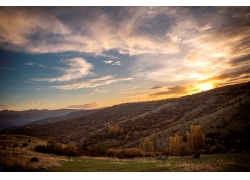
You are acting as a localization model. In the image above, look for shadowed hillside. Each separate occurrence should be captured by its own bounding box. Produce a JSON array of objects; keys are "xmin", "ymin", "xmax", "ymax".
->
[
  {"xmin": 11, "ymin": 81, "xmax": 250, "ymax": 154},
  {"xmin": 0, "ymin": 109, "xmax": 78, "ymax": 130},
  {"xmin": 26, "ymin": 109, "xmax": 100, "ymax": 126}
]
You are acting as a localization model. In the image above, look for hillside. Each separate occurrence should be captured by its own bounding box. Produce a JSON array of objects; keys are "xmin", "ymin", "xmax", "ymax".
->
[
  {"xmin": 11, "ymin": 81, "xmax": 250, "ymax": 153},
  {"xmin": 26, "ymin": 109, "xmax": 100, "ymax": 126},
  {"xmin": 0, "ymin": 109, "xmax": 78, "ymax": 130}
]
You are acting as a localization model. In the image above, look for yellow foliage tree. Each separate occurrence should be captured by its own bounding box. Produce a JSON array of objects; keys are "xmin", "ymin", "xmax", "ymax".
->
[
  {"xmin": 186, "ymin": 125, "xmax": 205, "ymax": 152},
  {"xmin": 106, "ymin": 123, "xmax": 124, "ymax": 136},
  {"xmin": 139, "ymin": 137, "xmax": 153, "ymax": 152},
  {"xmin": 169, "ymin": 134, "xmax": 183, "ymax": 156}
]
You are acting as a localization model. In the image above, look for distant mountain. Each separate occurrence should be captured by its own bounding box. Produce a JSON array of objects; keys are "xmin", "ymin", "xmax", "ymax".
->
[
  {"xmin": 0, "ymin": 109, "xmax": 78, "ymax": 130},
  {"xmin": 27, "ymin": 109, "xmax": 100, "ymax": 126},
  {"xmin": 12, "ymin": 81, "xmax": 250, "ymax": 152}
]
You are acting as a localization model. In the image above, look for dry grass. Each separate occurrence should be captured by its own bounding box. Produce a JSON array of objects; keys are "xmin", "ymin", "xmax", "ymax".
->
[
  {"xmin": 178, "ymin": 162, "xmax": 215, "ymax": 172},
  {"xmin": 0, "ymin": 134, "xmax": 67, "ymax": 171}
]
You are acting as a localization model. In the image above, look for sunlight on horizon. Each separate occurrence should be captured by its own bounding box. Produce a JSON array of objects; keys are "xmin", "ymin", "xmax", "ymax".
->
[{"xmin": 197, "ymin": 82, "xmax": 214, "ymax": 91}]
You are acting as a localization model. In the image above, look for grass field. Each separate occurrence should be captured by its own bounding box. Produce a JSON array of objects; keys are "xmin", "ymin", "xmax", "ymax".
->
[
  {"xmin": 1, "ymin": 134, "xmax": 250, "ymax": 172},
  {"xmin": 43, "ymin": 153, "xmax": 250, "ymax": 172}
]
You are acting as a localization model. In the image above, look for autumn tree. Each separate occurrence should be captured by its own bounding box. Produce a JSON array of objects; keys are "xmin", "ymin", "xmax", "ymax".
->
[
  {"xmin": 139, "ymin": 137, "xmax": 153, "ymax": 152},
  {"xmin": 169, "ymin": 134, "xmax": 183, "ymax": 156},
  {"xmin": 106, "ymin": 123, "xmax": 124, "ymax": 136},
  {"xmin": 186, "ymin": 125, "xmax": 205, "ymax": 152},
  {"xmin": 64, "ymin": 143, "xmax": 78, "ymax": 160}
]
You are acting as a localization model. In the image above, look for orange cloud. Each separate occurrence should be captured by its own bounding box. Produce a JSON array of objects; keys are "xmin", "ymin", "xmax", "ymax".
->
[
  {"xmin": 148, "ymin": 86, "xmax": 188, "ymax": 98},
  {"xmin": 68, "ymin": 102, "xmax": 99, "ymax": 109}
]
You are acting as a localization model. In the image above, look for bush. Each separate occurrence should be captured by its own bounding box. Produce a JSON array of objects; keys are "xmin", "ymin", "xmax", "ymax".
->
[
  {"xmin": 123, "ymin": 148, "xmax": 144, "ymax": 158},
  {"xmin": 30, "ymin": 157, "xmax": 39, "ymax": 162},
  {"xmin": 63, "ymin": 143, "xmax": 79, "ymax": 157},
  {"xmin": 54, "ymin": 144, "xmax": 64, "ymax": 155},
  {"xmin": 145, "ymin": 152, "xmax": 155, "ymax": 157},
  {"xmin": 35, "ymin": 145, "xmax": 48, "ymax": 153},
  {"xmin": 22, "ymin": 143, "xmax": 28, "ymax": 147}
]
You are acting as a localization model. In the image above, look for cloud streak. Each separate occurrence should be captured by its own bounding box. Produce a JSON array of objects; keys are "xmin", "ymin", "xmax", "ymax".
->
[
  {"xmin": 50, "ymin": 75, "xmax": 133, "ymax": 90},
  {"xmin": 68, "ymin": 102, "xmax": 99, "ymax": 109},
  {"xmin": 32, "ymin": 57, "xmax": 93, "ymax": 82}
]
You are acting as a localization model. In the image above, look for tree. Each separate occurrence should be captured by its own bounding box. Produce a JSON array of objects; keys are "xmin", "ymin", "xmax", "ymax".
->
[
  {"xmin": 47, "ymin": 138, "xmax": 57, "ymax": 153},
  {"xmin": 169, "ymin": 134, "xmax": 183, "ymax": 156},
  {"xmin": 152, "ymin": 134, "xmax": 158, "ymax": 152},
  {"xmin": 139, "ymin": 137, "xmax": 153, "ymax": 152},
  {"xmin": 64, "ymin": 143, "xmax": 78, "ymax": 160},
  {"xmin": 186, "ymin": 125, "xmax": 205, "ymax": 152}
]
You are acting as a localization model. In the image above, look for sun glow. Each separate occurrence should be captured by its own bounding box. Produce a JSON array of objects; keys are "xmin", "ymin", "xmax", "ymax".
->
[{"xmin": 197, "ymin": 82, "xmax": 213, "ymax": 91}]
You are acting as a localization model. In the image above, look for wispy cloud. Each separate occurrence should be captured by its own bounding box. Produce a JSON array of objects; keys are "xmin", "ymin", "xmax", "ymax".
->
[
  {"xmin": 68, "ymin": 102, "xmax": 99, "ymax": 109},
  {"xmin": 28, "ymin": 100, "xmax": 44, "ymax": 105},
  {"xmin": 32, "ymin": 57, "xmax": 93, "ymax": 82},
  {"xmin": 148, "ymin": 86, "xmax": 188, "ymax": 98},
  {"xmin": 0, "ymin": 104, "xmax": 17, "ymax": 110},
  {"xmin": 112, "ymin": 61, "xmax": 121, "ymax": 66},
  {"xmin": 0, "ymin": 67, "xmax": 16, "ymax": 70},
  {"xmin": 25, "ymin": 62, "xmax": 46, "ymax": 68},
  {"xmin": 50, "ymin": 75, "xmax": 133, "ymax": 90},
  {"xmin": 199, "ymin": 67, "xmax": 250, "ymax": 86},
  {"xmin": 196, "ymin": 23, "xmax": 212, "ymax": 32},
  {"xmin": 103, "ymin": 60, "xmax": 113, "ymax": 64},
  {"xmin": 25, "ymin": 62, "xmax": 35, "ymax": 66},
  {"xmin": 150, "ymin": 85, "xmax": 163, "ymax": 89},
  {"xmin": 85, "ymin": 92, "xmax": 95, "ymax": 95}
]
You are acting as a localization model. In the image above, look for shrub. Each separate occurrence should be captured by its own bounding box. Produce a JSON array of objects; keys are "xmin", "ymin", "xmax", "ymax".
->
[
  {"xmin": 22, "ymin": 143, "xmax": 28, "ymax": 147},
  {"xmin": 54, "ymin": 144, "xmax": 64, "ymax": 155},
  {"xmin": 47, "ymin": 138, "xmax": 57, "ymax": 153},
  {"xmin": 30, "ymin": 157, "xmax": 39, "ymax": 162},
  {"xmin": 123, "ymin": 148, "xmax": 144, "ymax": 158},
  {"xmin": 35, "ymin": 145, "xmax": 48, "ymax": 153},
  {"xmin": 63, "ymin": 143, "xmax": 79, "ymax": 157},
  {"xmin": 145, "ymin": 152, "xmax": 155, "ymax": 157}
]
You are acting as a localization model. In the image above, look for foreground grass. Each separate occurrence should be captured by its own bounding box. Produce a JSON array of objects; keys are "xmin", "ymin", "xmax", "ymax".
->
[
  {"xmin": 43, "ymin": 153, "xmax": 250, "ymax": 172},
  {"xmin": 1, "ymin": 134, "xmax": 250, "ymax": 172}
]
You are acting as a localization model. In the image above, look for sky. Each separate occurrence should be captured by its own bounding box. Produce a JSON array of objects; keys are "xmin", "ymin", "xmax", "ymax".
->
[{"xmin": 0, "ymin": 6, "xmax": 250, "ymax": 111}]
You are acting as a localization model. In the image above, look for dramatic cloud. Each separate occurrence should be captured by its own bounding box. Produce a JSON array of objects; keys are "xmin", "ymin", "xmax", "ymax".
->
[
  {"xmin": 32, "ymin": 57, "xmax": 93, "ymax": 82},
  {"xmin": 150, "ymin": 85, "xmax": 163, "ymax": 89},
  {"xmin": 230, "ymin": 54, "xmax": 250, "ymax": 66},
  {"xmin": 68, "ymin": 102, "xmax": 99, "ymax": 109},
  {"xmin": 199, "ymin": 67, "xmax": 250, "ymax": 84},
  {"xmin": 0, "ymin": 7, "xmax": 181, "ymax": 56},
  {"xmin": 1, "ymin": 7, "xmax": 250, "ymax": 111},
  {"xmin": 51, "ymin": 75, "xmax": 132, "ymax": 90}
]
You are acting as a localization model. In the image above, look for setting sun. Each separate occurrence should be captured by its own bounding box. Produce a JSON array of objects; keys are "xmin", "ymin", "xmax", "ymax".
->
[{"xmin": 197, "ymin": 82, "xmax": 213, "ymax": 91}]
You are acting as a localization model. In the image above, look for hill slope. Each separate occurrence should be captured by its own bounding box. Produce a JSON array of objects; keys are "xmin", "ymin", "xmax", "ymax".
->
[
  {"xmin": 27, "ymin": 109, "xmax": 100, "ymax": 126},
  {"xmin": 11, "ymin": 81, "xmax": 250, "ymax": 152},
  {"xmin": 0, "ymin": 109, "xmax": 78, "ymax": 130}
]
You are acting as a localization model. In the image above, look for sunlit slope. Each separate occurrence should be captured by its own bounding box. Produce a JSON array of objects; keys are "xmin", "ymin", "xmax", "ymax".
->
[{"xmin": 12, "ymin": 81, "xmax": 250, "ymax": 150}]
